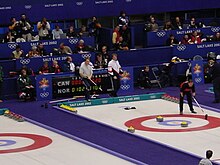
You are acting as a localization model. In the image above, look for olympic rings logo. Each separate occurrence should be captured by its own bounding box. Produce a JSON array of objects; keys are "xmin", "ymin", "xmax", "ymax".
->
[
  {"xmin": 20, "ymin": 59, "xmax": 31, "ymax": 65},
  {"xmin": 195, "ymin": 77, "xmax": 202, "ymax": 83},
  {"xmin": 120, "ymin": 84, "xmax": 130, "ymax": 90},
  {"xmin": 76, "ymin": 2, "xmax": 83, "ymax": 6},
  {"xmin": 211, "ymin": 27, "xmax": 220, "ymax": 33},
  {"xmin": 24, "ymin": 5, "xmax": 32, "ymax": 9},
  {"xmin": 156, "ymin": 31, "xmax": 166, "ymax": 37},
  {"xmin": 177, "ymin": 44, "xmax": 186, "ymax": 51},
  {"xmin": 8, "ymin": 43, "xmax": 17, "ymax": 49},
  {"xmin": 69, "ymin": 38, "xmax": 78, "ymax": 44},
  {"xmin": 81, "ymin": 53, "xmax": 91, "ymax": 59},
  {"xmin": 40, "ymin": 92, "xmax": 49, "ymax": 98}
]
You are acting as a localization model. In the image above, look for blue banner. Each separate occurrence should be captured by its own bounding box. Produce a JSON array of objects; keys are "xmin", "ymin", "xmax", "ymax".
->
[
  {"xmin": 191, "ymin": 60, "xmax": 204, "ymax": 85},
  {"xmin": 0, "ymin": 0, "xmax": 220, "ymax": 24},
  {"xmin": 119, "ymin": 66, "xmax": 133, "ymax": 94},
  {"xmin": 36, "ymin": 74, "xmax": 53, "ymax": 101},
  {"xmin": 173, "ymin": 42, "xmax": 220, "ymax": 59},
  {"xmin": 146, "ymin": 26, "xmax": 220, "ymax": 47}
]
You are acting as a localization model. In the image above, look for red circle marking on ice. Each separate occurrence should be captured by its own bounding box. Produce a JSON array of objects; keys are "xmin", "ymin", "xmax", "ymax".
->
[
  {"xmin": 0, "ymin": 133, "xmax": 52, "ymax": 154},
  {"xmin": 125, "ymin": 114, "xmax": 220, "ymax": 132}
]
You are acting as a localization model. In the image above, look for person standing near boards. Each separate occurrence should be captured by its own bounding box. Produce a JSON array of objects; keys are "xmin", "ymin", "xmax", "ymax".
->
[
  {"xmin": 179, "ymin": 79, "xmax": 197, "ymax": 115},
  {"xmin": 79, "ymin": 57, "xmax": 93, "ymax": 102},
  {"xmin": 108, "ymin": 53, "xmax": 123, "ymax": 97}
]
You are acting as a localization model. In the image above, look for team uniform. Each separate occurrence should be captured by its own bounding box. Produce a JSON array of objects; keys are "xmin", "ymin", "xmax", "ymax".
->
[
  {"xmin": 179, "ymin": 81, "xmax": 196, "ymax": 114},
  {"xmin": 108, "ymin": 59, "xmax": 122, "ymax": 97}
]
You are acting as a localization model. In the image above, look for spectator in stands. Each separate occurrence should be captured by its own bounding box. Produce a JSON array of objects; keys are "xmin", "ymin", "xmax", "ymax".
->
[
  {"xmin": 144, "ymin": 16, "xmax": 159, "ymax": 32},
  {"xmin": 213, "ymin": 32, "xmax": 220, "ymax": 42},
  {"xmin": 12, "ymin": 45, "xmax": 24, "ymax": 59},
  {"xmin": 66, "ymin": 26, "xmax": 78, "ymax": 38},
  {"xmin": 0, "ymin": 65, "xmax": 3, "ymax": 102},
  {"xmin": 3, "ymin": 32, "xmax": 15, "ymax": 43},
  {"xmin": 138, "ymin": 66, "xmax": 152, "ymax": 89},
  {"xmin": 18, "ymin": 65, "xmax": 34, "ymax": 76},
  {"xmin": 163, "ymin": 20, "xmax": 174, "ymax": 31},
  {"xmin": 173, "ymin": 16, "xmax": 183, "ymax": 30},
  {"xmin": 78, "ymin": 25, "xmax": 89, "ymax": 37},
  {"xmin": 59, "ymin": 43, "xmax": 72, "ymax": 55},
  {"xmin": 100, "ymin": 45, "xmax": 110, "ymax": 64},
  {"xmin": 120, "ymin": 25, "xmax": 130, "ymax": 48},
  {"xmin": 52, "ymin": 25, "xmax": 63, "ymax": 40},
  {"xmin": 17, "ymin": 68, "xmax": 35, "ymax": 101},
  {"xmin": 94, "ymin": 54, "xmax": 107, "ymax": 69},
  {"xmin": 37, "ymin": 17, "xmax": 51, "ymax": 40},
  {"xmin": 37, "ymin": 42, "xmax": 47, "ymax": 56},
  {"xmin": 112, "ymin": 25, "xmax": 121, "ymax": 50},
  {"xmin": 27, "ymin": 45, "xmax": 40, "ymax": 58},
  {"xmin": 38, "ymin": 61, "xmax": 51, "ymax": 74},
  {"xmin": 117, "ymin": 36, "xmax": 129, "ymax": 51},
  {"xmin": 63, "ymin": 56, "xmax": 75, "ymax": 72},
  {"xmin": 19, "ymin": 14, "xmax": 32, "ymax": 42},
  {"xmin": 188, "ymin": 17, "xmax": 197, "ymax": 29},
  {"xmin": 88, "ymin": 16, "xmax": 102, "ymax": 37},
  {"xmin": 181, "ymin": 34, "xmax": 190, "ymax": 44},
  {"xmin": 108, "ymin": 53, "xmax": 123, "ymax": 97},
  {"xmin": 199, "ymin": 150, "xmax": 213, "ymax": 165},
  {"xmin": 197, "ymin": 21, "xmax": 206, "ymax": 28},
  {"xmin": 75, "ymin": 39, "xmax": 88, "ymax": 53},
  {"xmin": 8, "ymin": 17, "xmax": 20, "ymax": 39},
  {"xmin": 50, "ymin": 60, "xmax": 62, "ymax": 73},
  {"xmin": 166, "ymin": 34, "xmax": 179, "ymax": 46},
  {"xmin": 118, "ymin": 11, "xmax": 130, "ymax": 28},
  {"xmin": 188, "ymin": 31, "xmax": 202, "ymax": 44}
]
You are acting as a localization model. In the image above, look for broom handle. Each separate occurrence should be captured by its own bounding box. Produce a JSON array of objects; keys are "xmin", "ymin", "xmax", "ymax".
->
[{"xmin": 192, "ymin": 97, "xmax": 204, "ymax": 112}]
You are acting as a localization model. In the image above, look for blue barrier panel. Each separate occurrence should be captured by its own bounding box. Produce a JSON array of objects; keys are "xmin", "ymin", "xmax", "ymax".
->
[
  {"xmin": 131, "ymin": 23, "xmax": 145, "ymax": 47},
  {"xmin": 113, "ymin": 46, "xmax": 173, "ymax": 66},
  {"xmin": 0, "ymin": 60, "xmax": 16, "ymax": 77},
  {"xmin": 146, "ymin": 26, "xmax": 220, "ymax": 47},
  {"xmin": 173, "ymin": 42, "xmax": 220, "ymax": 59},
  {"xmin": 0, "ymin": 37, "xmax": 94, "ymax": 59},
  {"xmin": 2, "ymin": 77, "xmax": 17, "ymax": 97},
  {"xmin": 99, "ymin": 27, "xmax": 113, "ymax": 49}
]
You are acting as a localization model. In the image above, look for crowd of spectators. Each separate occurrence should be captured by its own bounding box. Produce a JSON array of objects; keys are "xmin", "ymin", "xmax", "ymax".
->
[{"xmin": 1, "ymin": 11, "xmax": 220, "ymax": 100}]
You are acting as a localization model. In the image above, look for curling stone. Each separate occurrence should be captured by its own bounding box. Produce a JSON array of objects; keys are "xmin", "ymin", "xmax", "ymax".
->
[
  {"xmin": 181, "ymin": 121, "xmax": 188, "ymax": 127},
  {"xmin": 4, "ymin": 110, "xmax": 10, "ymax": 117},
  {"xmin": 127, "ymin": 126, "xmax": 135, "ymax": 133},
  {"xmin": 156, "ymin": 116, "xmax": 164, "ymax": 122}
]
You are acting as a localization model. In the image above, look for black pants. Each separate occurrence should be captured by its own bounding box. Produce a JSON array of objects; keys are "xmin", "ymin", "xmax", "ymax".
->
[
  {"xmin": 110, "ymin": 76, "xmax": 120, "ymax": 97},
  {"xmin": 82, "ymin": 78, "xmax": 92, "ymax": 100},
  {"xmin": 19, "ymin": 87, "xmax": 35, "ymax": 100},
  {"xmin": 213, "ymin": 77, "xmax": 220, "ymax": 102},
  {"xmin": 139, "ymin": 78, "xmax": 151, "ymax": 88},
  {"xmin": 179, "ymin": 92, "xmax": 194, "ymax": 113}
]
